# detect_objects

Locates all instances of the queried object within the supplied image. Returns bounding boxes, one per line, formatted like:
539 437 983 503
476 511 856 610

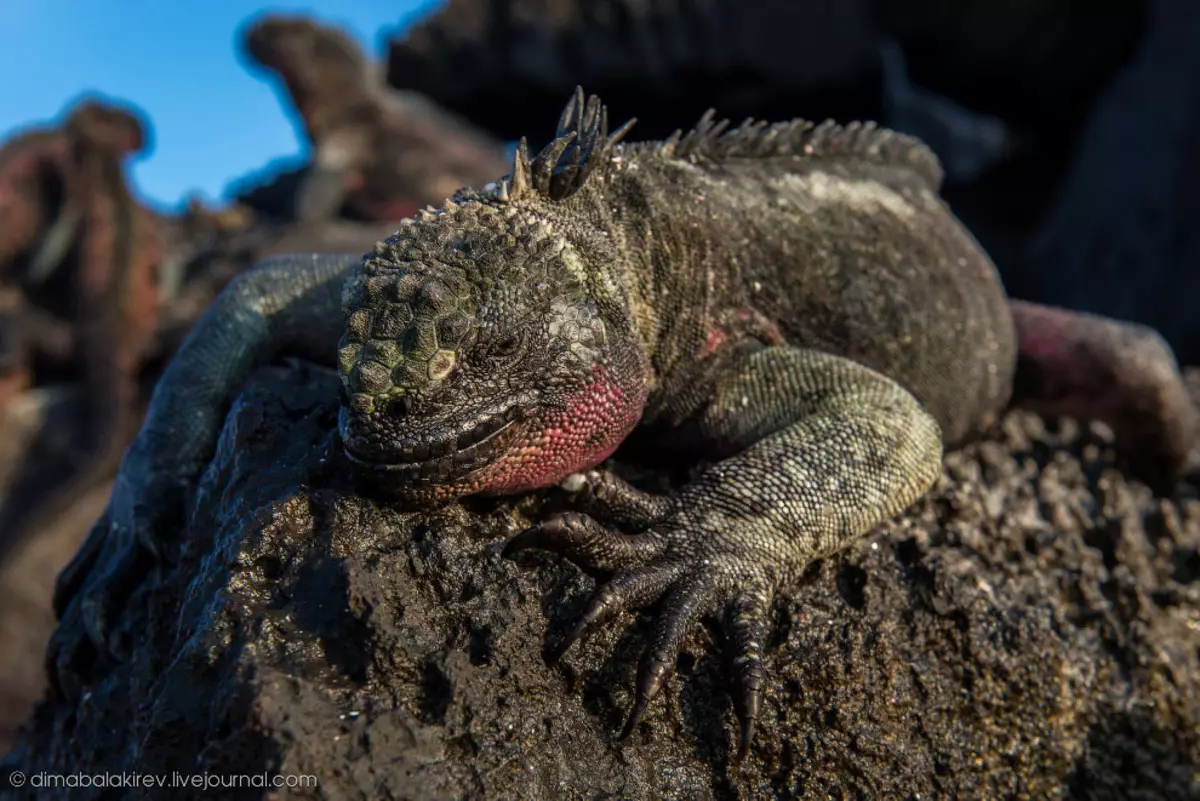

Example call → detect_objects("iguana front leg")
505 346 944 759
47 252 360 696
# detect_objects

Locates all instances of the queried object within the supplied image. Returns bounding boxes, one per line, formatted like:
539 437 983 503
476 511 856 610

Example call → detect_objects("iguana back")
547 114 1017 444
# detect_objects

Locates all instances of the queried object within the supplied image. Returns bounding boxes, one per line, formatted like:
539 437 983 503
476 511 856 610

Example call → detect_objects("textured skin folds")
46 91 1197 760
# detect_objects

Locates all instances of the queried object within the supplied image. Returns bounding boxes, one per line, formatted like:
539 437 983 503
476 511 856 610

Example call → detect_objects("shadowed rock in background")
1023 0 1200 363
242 14 508 224
385 0 885 144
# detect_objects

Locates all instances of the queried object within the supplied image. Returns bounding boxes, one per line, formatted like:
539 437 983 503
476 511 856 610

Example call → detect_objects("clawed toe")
82 529 150 653
619 571 723 740
506 502 778 759
45 618 87 699
728 592 770 763
53 511 109 617
46 506 160 697
503 512 666 571
558 469 676 529
548 562 686 663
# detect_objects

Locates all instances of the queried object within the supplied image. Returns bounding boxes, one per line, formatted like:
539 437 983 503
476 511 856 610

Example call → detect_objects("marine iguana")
0 99 163 562
59 100 163 477
243 14 508 223
47 89 1197 760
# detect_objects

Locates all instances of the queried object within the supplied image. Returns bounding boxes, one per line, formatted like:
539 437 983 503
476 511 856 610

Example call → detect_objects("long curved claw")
547 562 685 664
132 496 167 560
729 592 770 764
47 479 166 696
52 510 110 617
558 469 677 529
79 534 150 658
503 512 666 571
44 609 88 699
506 494 783 758
619 572 722 740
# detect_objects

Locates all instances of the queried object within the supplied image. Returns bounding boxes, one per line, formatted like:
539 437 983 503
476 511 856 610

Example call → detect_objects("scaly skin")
243 14 508 222
47 90 1198 760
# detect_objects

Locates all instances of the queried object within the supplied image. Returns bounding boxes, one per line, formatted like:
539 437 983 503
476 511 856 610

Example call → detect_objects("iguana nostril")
387 394 412 417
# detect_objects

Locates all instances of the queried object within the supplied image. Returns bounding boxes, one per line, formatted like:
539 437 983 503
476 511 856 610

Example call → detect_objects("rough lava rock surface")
3 363 1200 799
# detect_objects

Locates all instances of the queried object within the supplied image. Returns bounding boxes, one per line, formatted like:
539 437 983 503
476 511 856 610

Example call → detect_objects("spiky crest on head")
494 87 637 203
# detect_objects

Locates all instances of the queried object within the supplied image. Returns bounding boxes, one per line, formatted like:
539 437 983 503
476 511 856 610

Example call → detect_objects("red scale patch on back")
700 306 785 360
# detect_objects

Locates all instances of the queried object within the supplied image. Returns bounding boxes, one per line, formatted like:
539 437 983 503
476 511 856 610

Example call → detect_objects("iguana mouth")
341 403 526 480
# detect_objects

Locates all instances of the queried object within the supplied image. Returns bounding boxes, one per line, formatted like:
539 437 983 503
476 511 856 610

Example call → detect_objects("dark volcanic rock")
872 0 1145 138
4 364 1200 799
385 0 884 144
1022 0 1200 364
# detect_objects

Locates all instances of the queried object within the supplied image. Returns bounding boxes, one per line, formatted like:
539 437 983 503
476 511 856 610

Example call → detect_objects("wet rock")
3 363 1198 799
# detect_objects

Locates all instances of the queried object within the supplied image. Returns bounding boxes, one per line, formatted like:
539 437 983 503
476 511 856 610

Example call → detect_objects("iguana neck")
536 154 735 407
533 181 667 403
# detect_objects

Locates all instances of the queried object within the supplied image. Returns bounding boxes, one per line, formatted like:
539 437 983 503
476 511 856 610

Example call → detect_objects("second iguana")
47 89 1197 760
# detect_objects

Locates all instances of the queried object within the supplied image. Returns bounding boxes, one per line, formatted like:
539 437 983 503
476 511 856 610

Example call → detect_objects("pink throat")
477 364 645 495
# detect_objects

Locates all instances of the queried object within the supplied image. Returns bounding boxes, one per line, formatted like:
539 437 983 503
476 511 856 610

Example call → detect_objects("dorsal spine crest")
491 88 944 201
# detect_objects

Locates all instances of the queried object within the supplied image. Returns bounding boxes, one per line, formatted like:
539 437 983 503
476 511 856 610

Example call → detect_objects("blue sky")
0 0 443 212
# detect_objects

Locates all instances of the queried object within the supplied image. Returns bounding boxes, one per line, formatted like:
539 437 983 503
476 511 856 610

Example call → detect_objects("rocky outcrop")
3 364 1198 799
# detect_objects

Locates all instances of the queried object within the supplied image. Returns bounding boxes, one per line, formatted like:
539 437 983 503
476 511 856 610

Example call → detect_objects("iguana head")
337 194 646 504
242 14 370 136
337 89 642 504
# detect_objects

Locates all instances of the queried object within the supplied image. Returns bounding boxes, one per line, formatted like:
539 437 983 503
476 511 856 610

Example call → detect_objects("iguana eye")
490 332 522 359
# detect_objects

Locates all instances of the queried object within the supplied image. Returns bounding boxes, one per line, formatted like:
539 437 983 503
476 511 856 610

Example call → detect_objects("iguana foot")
46 468 178 696
556 468 676 528
505 474 777 762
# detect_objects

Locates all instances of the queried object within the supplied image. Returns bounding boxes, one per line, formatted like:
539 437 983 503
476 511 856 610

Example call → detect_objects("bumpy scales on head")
337 90 643 504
